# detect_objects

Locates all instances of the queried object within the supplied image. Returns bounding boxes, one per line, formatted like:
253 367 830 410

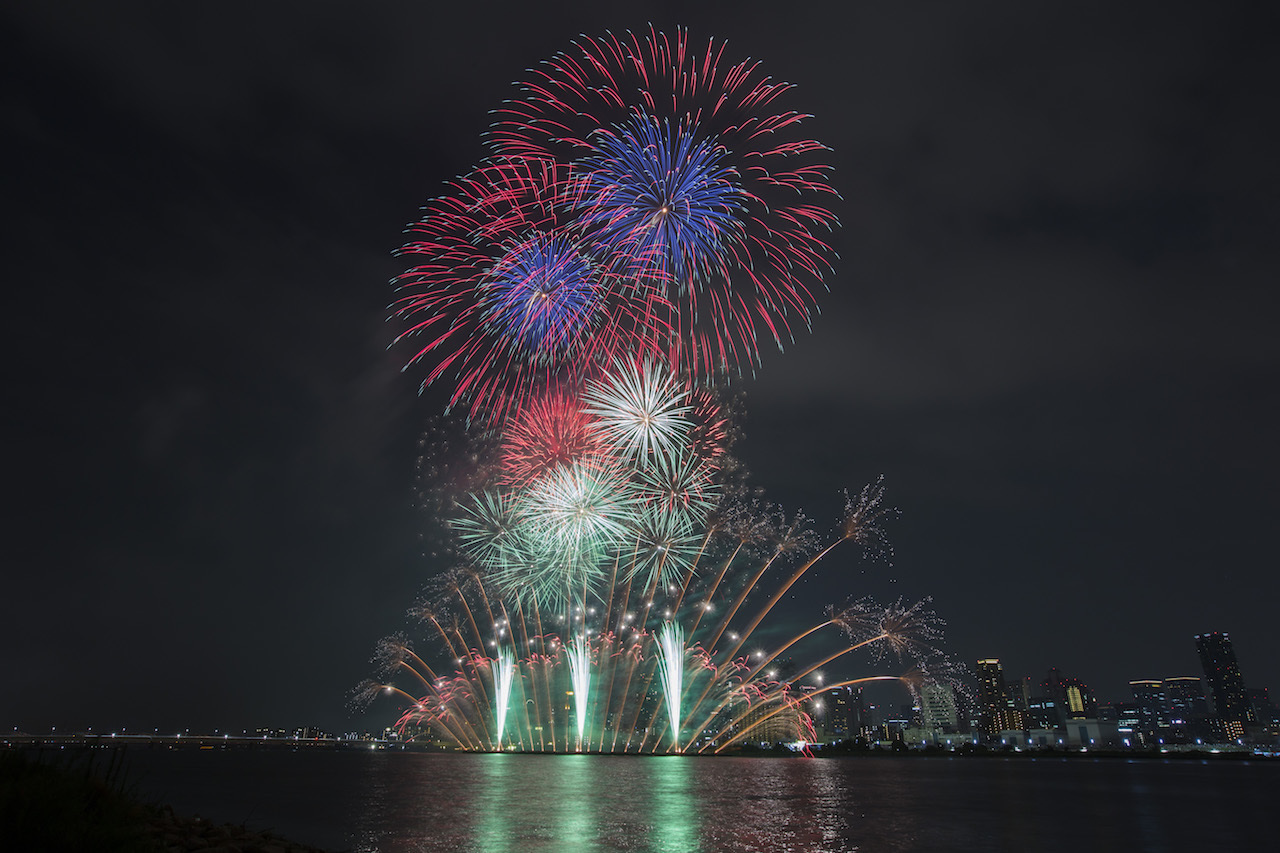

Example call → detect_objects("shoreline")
0 749 339 853
7 739 1273 761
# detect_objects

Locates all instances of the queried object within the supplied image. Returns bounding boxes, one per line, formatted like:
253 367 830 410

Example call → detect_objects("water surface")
118 749 1275 852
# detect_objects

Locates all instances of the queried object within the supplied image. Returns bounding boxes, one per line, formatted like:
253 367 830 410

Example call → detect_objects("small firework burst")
513 458 640 602
622 504 705 591
835 595 945 665
498 392 601 488
348 679 387 712
633 445 718 521
523 458 637 547
581 359 693 461
770 509 822 563
451 489 525 572
479 230 602 356
372 633 414 677
838 475 898 561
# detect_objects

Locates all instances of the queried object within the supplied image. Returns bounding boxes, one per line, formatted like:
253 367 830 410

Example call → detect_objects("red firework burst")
489 26 839 380
498 392 602 488
390 158 668 422
686 386 730 466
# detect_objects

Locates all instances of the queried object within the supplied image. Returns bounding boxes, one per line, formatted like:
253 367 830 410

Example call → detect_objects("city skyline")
8 627 1269 740
4 1 1276 736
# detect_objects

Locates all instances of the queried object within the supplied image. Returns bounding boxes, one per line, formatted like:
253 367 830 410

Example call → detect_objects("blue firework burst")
577 113 748 289
480 231 600 359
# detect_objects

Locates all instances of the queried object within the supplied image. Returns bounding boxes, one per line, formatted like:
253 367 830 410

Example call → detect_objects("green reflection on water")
644 756 700 853
475 754 599 853
468 755 701 853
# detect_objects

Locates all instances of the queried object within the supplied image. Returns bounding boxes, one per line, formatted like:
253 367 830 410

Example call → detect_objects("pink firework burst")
391 158 664 422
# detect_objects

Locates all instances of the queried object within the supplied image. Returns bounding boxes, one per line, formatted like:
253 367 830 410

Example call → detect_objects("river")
113 749 1274 852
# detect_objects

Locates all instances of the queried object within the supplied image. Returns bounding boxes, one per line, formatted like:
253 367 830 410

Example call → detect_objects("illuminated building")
1022 674 1060 731
976 659 1003 737
1248 688 1278 726
1158 675 1212 741
737 700 794 746
1164 676 1207 721
1041 668 1096 723
1195 631 1255 739
1129 679 1167 738
1112 702 1144 746
824 686 854 740
920 683 958 733
976 659 1024 738
1064 680 1093 719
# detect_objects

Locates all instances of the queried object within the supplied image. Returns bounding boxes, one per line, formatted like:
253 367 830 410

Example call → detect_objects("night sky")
5 1 1276 736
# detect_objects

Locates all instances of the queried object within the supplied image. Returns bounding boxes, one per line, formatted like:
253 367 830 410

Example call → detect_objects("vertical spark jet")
493 648 516 749
568 634 592 751
655 621 685 752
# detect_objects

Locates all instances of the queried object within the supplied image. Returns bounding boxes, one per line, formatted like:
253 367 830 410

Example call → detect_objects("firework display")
395 27 837 418
363 491 949 754
369 28 955 753
489 27 839 382
444 359 720 607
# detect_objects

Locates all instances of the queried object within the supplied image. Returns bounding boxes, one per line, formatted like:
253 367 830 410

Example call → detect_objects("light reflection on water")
369 754 706 853
119 750 1278 853
345 754 1278 853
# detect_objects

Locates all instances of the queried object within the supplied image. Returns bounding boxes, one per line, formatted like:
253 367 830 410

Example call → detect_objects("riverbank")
0 750 337 852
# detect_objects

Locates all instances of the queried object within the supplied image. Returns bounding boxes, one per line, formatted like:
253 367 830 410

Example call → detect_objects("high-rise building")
1111 702 1144 745
1129 679 1167 738
1022 675 1058 730
1159 675 1212 741
1247 688 1278 727
920 683 958 733
1164 676 1206 721
976 659 1003 738
1065 680 1093 719
976 659 1024 737
1042 668 1096 723
825 686 853 740
1195 631 1254 739
850 687 870 738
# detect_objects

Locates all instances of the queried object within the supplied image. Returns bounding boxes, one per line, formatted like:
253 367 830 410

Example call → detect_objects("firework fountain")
364 27 957 753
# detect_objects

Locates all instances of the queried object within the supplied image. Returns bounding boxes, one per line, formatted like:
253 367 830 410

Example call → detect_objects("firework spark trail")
706 675 903 754
711 485 896 666
448 587 496 746
493 648 516 748
501 601 537 748
676 618 846 749
380 485 954 754
655 622 686 751
568 635 592 750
